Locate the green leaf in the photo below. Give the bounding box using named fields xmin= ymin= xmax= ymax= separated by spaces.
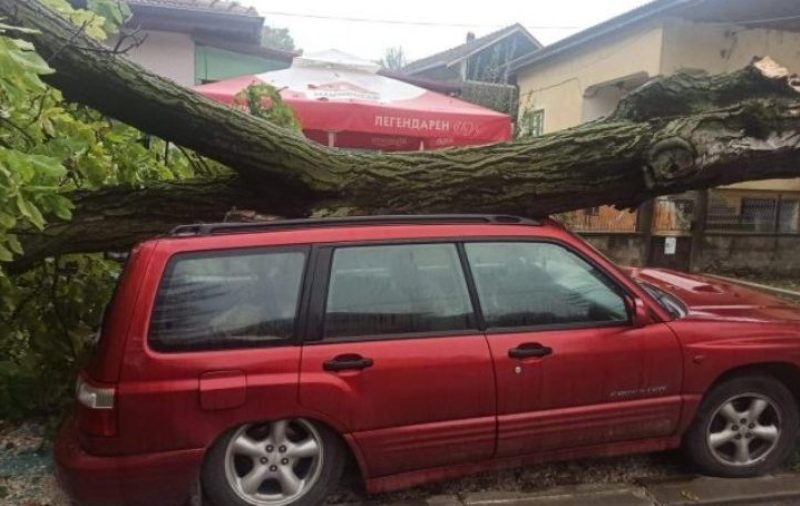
xmin=0 ymin=213 xmax=15 ymax=229
xmin=5 ymin=234 xmax=22 ymax=255
xmin=49 ymin=195 xmax=73 ymax=220
xmin=0 ymin=244 xmax=12 ymax=262
xmin=28 ymin=154 xmax=65 ymax=181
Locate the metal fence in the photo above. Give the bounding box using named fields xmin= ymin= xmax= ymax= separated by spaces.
xmin=707 ymin=192 xmax=800 ymax=234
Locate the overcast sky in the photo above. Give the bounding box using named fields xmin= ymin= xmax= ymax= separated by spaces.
xmin=243 ymin=0 xmax=653 ymax=62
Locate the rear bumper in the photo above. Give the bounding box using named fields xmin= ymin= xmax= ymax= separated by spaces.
xmin=55 ymin=416 xmax=205 ymax=506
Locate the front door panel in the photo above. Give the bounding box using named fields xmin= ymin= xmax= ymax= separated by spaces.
xmin=464 ymin=240 xmax=683 ymax=458
xmin=492 ymin=324 xmax=682 ymax=456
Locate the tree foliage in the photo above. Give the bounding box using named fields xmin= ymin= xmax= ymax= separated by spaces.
xmin=0 ymin=0 xmax=197 ymax=418
xmin=262 ymin=25 xmax=295 ymax=52
xmin=378 ymin=46 xmax=407 ymax=71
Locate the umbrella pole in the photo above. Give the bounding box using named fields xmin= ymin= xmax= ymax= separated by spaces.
xmin=327 ymin=132 xmax=336 ymax=148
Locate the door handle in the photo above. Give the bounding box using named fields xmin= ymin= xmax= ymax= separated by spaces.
xmin=323 ymin=354 xmax=374 ymax=372
xmin=508 ymin=343 xmax=552 ymax=359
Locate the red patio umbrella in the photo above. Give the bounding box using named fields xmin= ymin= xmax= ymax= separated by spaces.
xmin=195 ymin=50 xmax=512 ymax=151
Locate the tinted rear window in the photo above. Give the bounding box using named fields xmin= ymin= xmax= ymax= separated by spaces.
xmin=149 ymin=248 xmax=307 ymax=351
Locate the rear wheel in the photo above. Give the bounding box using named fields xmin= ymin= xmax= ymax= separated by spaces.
xmin=202 ymin=419 xmax=344 ymax=506
xmin=684 ymin=375 xmax=798 ymax=477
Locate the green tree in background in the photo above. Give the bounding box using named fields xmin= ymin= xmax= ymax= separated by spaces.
xmin=262 ymin=25 xmax=296 ymax=52
xmin=377 ymin=46 xmax=407 ymax=71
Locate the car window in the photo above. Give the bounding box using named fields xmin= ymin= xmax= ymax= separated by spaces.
xmin=324 ymin=243 xmax=475 ymax=339
xmin=464 ymin=242 xmax=628 ymax=329
xmin=149 ymin=248 xmax=306 ymax=351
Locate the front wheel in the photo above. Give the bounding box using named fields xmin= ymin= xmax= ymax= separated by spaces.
xmin=202 ymin=419 xmax=345 ymax=506
xmin=684 ymin=374 xmax=799 ymax=477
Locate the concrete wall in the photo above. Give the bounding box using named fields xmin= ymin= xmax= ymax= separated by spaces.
xmin=515 ymin=24 xmax=664 ymax=133
xmin=581 ymin=231 xmax=800 ymax=275
xmin=121 ymin=30 xmax=196 ymax=86
xmin=581 ymin=233 xmax=646 ymax=267
xmin=693 ymin=234 xmax=800 ymax=276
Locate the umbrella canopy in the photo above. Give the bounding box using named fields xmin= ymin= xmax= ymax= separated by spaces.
xmin=195 ymin=49 xmax=512 ymax=151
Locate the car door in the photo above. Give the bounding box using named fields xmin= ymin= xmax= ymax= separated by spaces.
xmin=463 ymin=240 xmax=683 ymax=458
xmin=299 ymin=242 xmax=496 ymax=477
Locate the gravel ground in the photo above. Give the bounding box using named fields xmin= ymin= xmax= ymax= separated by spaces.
xmin=326 ymin=452 xmax=683 ymax=504
xmin=0 ymin=421 xmax=68 ymax=506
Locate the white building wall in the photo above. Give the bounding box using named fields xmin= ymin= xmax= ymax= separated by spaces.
xmin=120 ymin=30 xmax=196 ymax=86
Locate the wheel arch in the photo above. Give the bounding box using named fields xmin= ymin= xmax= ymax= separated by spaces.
xmin=707 ymin=362 xmax=800 ymax=408
xmin=680 ymin=361 xmax=800 ymax=435
xmin=197 ymin=415 xmax=368 ymax=489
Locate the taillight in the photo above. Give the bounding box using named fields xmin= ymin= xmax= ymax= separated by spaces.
xmin=76 ymin=376 xmax=117 ymax=436
xmin=76 ymin=377 xmax=115 ymax=409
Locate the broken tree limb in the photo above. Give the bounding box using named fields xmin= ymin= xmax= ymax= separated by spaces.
xmin=2 ymin=0 xmax=800 ymax=271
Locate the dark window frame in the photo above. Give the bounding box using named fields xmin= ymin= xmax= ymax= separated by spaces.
xmin=147 ymin=245 xmax=312 ymax=353
xmin=304 ymin=236 xmax=639 ymax=343
xmin=306 ymin=241 xmax=482 ymax=344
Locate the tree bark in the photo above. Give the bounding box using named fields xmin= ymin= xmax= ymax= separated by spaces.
xmin=2 ymin=0 xmax=800 ymax=270
xmin=8 ymin=176 xmax=317 ymax=273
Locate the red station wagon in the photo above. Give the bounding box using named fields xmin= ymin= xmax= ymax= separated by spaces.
xmin=55 ymin=215 xmax=800 ymax=506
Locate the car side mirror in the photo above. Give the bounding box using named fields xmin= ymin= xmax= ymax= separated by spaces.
xmin=628 ymin=297 xmax=650 ymax=328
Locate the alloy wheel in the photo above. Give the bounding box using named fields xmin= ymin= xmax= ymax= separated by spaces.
xmin=224 ymin=419 xmax=324 ymax=506
xmin=706 ymin=393 xmax=782 ymax=467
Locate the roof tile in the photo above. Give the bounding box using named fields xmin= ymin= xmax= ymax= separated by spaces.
xmin=402 ymin=23 xmax=541 ymax=75
xmin=128 ymin=0 xmax=259 ymax=17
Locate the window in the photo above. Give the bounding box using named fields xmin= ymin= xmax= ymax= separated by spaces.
xmin=149 ymin=248 xmax=306 ymax=351
xmin=741 ymin=198 xmax=776 ymax=233
xmin=324 ymin=244 xmax=475 ymax=339
xmin=521 ymin=108 xmax=545 ymax=137
xmin=778 ymin=200 xmax=799 ymax=233
xmin=464 ymin=242 xmax=628 ymax=329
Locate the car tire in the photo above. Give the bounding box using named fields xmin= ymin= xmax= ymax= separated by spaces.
xmin=202 ymin=418 xmax=345 ymax=506
xmin=683 ymin=374 xmax=799 ymax=477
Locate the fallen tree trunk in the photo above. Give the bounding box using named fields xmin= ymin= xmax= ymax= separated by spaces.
xmin=2 ymin=0 xmax=800 ymax=271
xmin=8 ymin=176 xmax=316 ymax=273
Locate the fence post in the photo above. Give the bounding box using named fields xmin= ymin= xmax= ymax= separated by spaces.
xmin=637 ymin=199 xmax=655 ymax=267
xmin=690 ymin=190 xmax=709 ymax=272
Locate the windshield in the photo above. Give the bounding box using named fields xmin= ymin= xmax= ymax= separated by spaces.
xmin=638 ymin=281 xmax=688 ymax=319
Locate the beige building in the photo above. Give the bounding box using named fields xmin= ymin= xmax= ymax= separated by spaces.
xmin=511 ymin=0 xmax=800 ymax=238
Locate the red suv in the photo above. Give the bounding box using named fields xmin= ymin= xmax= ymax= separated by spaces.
xmin=56 ymin=215 xmax=800 ymax=506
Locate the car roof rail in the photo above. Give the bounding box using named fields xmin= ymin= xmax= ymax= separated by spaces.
xmin=169 ymin=214 xmax=539 ymax=237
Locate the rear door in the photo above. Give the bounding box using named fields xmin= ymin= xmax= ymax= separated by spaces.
xmin=299 ymin=242 xmax=496 ymax=477
xmin=463 ymin=241 xmax=683 ymax=457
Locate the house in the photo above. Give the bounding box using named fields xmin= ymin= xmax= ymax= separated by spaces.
xmin=508 ymin=0 xmax=800 ymax=273
xmin=400 ymin=24 xmax=542 ymax=115
xmin=403 ymin=23 xmax=542 ymax=85
xmin=107 ymin=0 xmax=296 ymax=86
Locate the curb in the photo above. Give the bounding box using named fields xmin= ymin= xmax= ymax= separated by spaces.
xmin=370 ymin=473 xmax=800 ymax=506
